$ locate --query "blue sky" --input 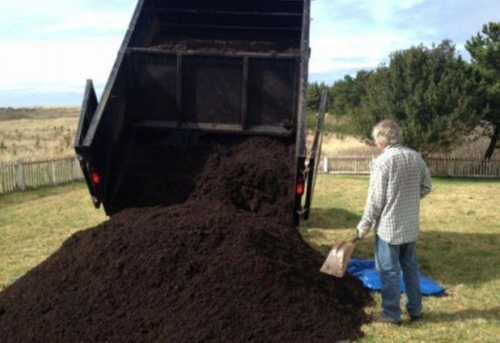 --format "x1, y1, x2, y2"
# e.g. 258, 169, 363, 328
0, 0, 499, 107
